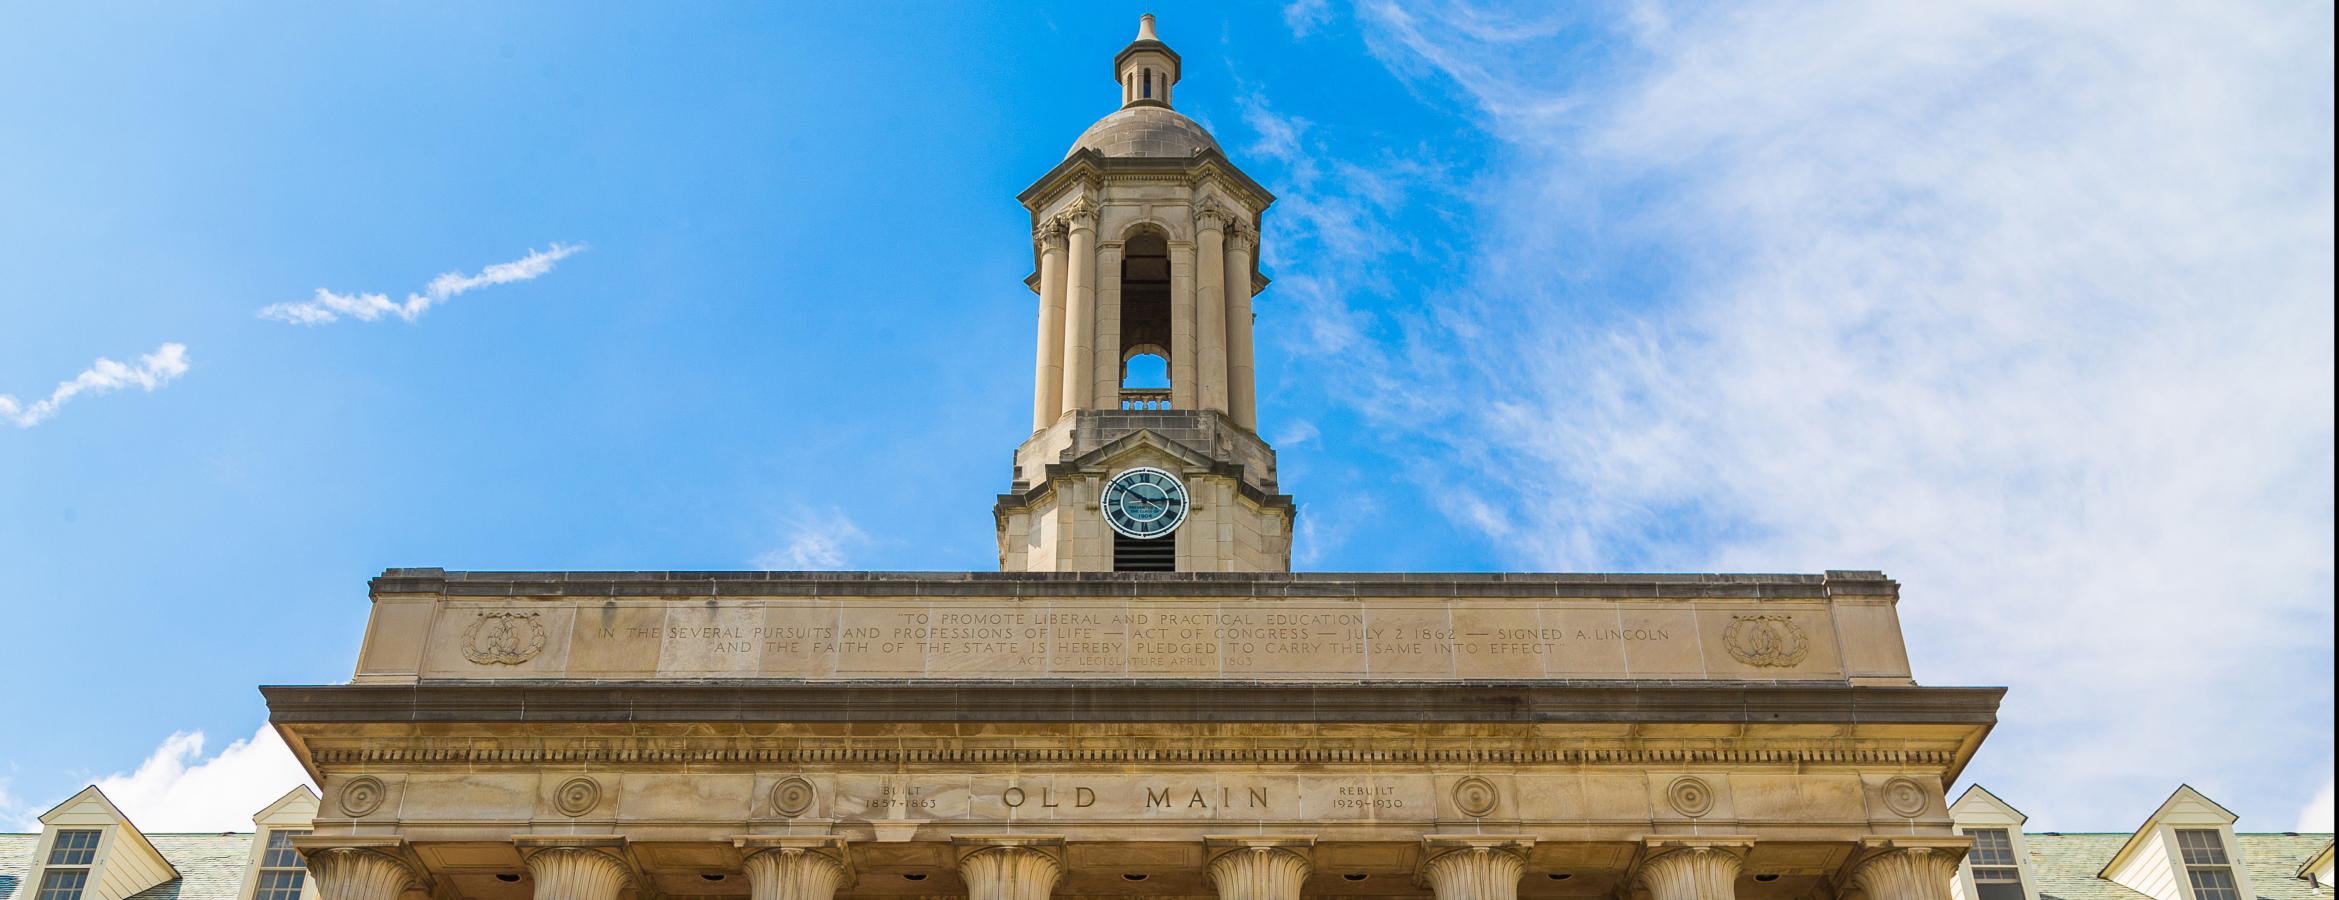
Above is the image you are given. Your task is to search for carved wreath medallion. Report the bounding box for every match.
[1881,776,1930,818]
[771,776,817,818]
[554,777,602,817]
[463,611,547,665]
[338,776,386,817]
[1452,776,1499,818]
[1722,615,1810,667]
[1667,776,1716,818]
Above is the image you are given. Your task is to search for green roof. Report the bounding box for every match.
[0,833,252,900]
[2027,833,2335,900]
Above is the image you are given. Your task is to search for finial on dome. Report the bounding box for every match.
[1114,13,1182,109]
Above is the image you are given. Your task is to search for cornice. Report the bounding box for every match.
[368,569,1902,601]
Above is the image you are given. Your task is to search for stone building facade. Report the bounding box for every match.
[3,14,2184,900]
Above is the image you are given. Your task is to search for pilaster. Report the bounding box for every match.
[1169,238,1197,408]
[1093,240,1126,405]
[955,835,1066,900]
[1418,836,1533,900]
[1206,835,1315,900]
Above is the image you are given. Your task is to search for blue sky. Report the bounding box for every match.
[1,2,2331,837]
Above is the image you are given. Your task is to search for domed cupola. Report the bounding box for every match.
[1115,14,1179,109]
[1067,15,1220,159]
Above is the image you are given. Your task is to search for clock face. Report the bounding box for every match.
[1102,466,1188,539]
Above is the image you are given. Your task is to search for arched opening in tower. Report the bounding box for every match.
[1119,229,1172,408]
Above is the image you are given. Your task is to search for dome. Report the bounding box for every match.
[1065,105,1221,160]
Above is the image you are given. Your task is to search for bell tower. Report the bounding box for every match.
[995,15,1294,573]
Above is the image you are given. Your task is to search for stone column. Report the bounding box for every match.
[520,843,632,900]
[1194,202,1230,414]
[1030,218,1069,430]
[1060,202,1100,412]
[1850,845,1966,900]
[1206,836,1314,900]
[1638,845,1747,900]
[1092,241,1126,407]
[300,846,421,900]
[1169,238,1197,409]
[1418,837,1532,900]
[1223,222,1259,431]
[956,837,1065,900]
[741,839,851,900]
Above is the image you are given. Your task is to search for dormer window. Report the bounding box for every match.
[252,828,312,900]
[1967,828,2026,900]
[2177,830,2242,900]
[37,830,101,899]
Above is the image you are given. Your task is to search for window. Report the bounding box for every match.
[37,830,101,900]
[1966,828,2025,900]
[1143,68,1152,99]
[2176,830,2241,900]
[252,829,311,900]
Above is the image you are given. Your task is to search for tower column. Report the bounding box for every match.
[1206,837,1314,900]
[1030,219,1069,429]
[1195,202,1230,414]
[1224,222,1259,430]
[955,838,1065,900]
[1060,201,1100,411]
[1092,240,1126,407]
[1170,237,1198,408]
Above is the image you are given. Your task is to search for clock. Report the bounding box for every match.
[1101,466,1188,539]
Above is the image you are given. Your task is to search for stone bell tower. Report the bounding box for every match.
[995,14,1294,573]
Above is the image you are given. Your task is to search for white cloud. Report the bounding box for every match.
[2302,773,2336,833]
[258,242,585,325]
[84,725,312,832]
[1278,0,2334,827]
[0,342,190,428]
[754,509,869,570]
[1284,0,1334,38]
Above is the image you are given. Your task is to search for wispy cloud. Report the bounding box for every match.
[753,508,869,570]
[258,242,585,325]
[1283,0,1334,38]
[1,342,190,428]
[2303,773,2336,833]
[5,725,313,832]
[1262,0,2331,827]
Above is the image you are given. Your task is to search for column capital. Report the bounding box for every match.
[514,836,634,900]
[1848,838,1971,900]
[1205,836,1314,900]
[1193,199,1236,231]
[1225,221,1256,251]
[954,836,1066,900]
[1636,838,1754,900]
[1057,197,1100,231]
[736,835,856,887]
[739,836,855,900]
[1416,836,1532,900]
[292,837,426,900]
[1034,217,1069,250]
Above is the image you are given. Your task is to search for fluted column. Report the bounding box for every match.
[1207,841,1312,900]
[1639,847,1746,900]
[1169,238,1197,409]
[1194,203,1230,414]
[1030,218,1069,429]
[744,846,849,900]
[1060,202,1100,412]
[1419,839,1531,900]
[1223,222,1258,430]
[1850,847,1964,900]
[302,847,421,900]
[1092,241,1126,406]
[523,846,631,900]
[957,839,1064,900]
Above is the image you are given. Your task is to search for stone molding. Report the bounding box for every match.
[1636,839,1753,900]
[955,836,1067,900]
[294,840,423,900]
[1417,837,1533,900]
[1203,836,1314,900]
[740,837,854,900]
[515,836,634,900]
[369,568,1898,599]
[1848,839,1971,900]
